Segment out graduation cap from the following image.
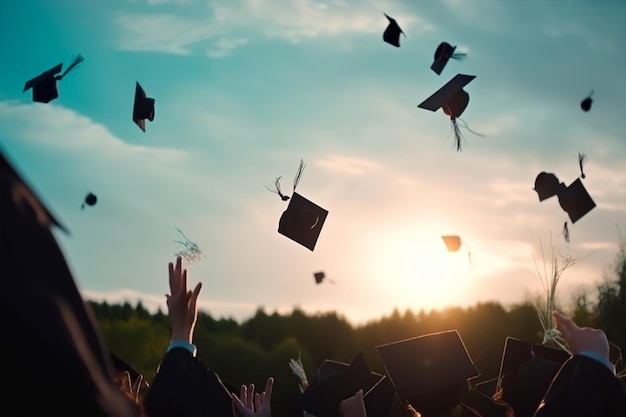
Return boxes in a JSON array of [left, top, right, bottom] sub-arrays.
[[376, 330, 480, 416], [1, 147, 140, 416], [431, 42, 466, 75], [301, 352, 380, 417], [363, 375, 396, 417], [533, 172, 565, 202], [23, 55, 84, 103], [557, 177, 596, 224], [442, 235, 462, 252], [81, 192, 97, 209], [581, 91, 593, 112], [418, 74, 482, 151], [494, 337, 570, 417], [383, 13, 405, 47], [268, 159, 328, 251], [133, 82, 155, 132]]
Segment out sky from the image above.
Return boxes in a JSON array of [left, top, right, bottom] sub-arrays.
[[1, 0, 625, 326]]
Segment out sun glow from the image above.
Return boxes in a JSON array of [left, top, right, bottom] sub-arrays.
[[364, 228, 474, 311]]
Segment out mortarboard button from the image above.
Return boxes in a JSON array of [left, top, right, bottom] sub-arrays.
[[133, 82, 155, 132], [383, 14, 404, 47], [23, 63, 63, 104], [376, 330, 479, 416], [301, 352, 379, 417], [495, 338, 570, 417], [431, 42, 458, 75], [557, 178, 596, 223], [533, 172, 565, 202], [278, 192, 328, 251]]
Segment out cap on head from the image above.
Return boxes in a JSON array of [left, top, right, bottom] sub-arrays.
[[418, 74, 476, 120], [431, 42, 456, 75], [23, 63, 63, 103], [383, 13, 404, 47], [533, 172, 564, 201], [301, 352, 380, 417], [376, 330, 479, 416], [557, 178, 596, 223], [133, 82, 155, 132], [278, 192, 328, 251]]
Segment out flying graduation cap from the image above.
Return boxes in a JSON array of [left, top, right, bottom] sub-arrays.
[[133, 82, 155, 132], [23, 54, 85, 103], [81, 192, 97, 210], [418, 74, 483, 151], [533, 155, 595, 242], [383, 13, 405, 47], [313, 271, 335, 285], [441, 235, 473, 265], [266, 159, 328, 251], [580, 91, 593, 112], [430, 42, 467, 75]]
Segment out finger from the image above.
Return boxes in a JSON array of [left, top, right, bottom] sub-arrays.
[[254, 392, 262, 411], [189, 282, 202, 311], [264, 377, 274, 398], [247, 384, 255, 409], [168, 261, 176, 295], [552, 311, 579, 340]]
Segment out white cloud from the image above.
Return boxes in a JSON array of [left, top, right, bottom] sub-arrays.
[[316, 154, 380, 176], [114, 0, 434, 56]]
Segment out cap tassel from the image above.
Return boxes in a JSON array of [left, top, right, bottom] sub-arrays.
[[58, 54, 85, 80], [292, 158, 306, 191], [451, 52, 467, 60], [578, 152, 587, 179], [264, 177, 290, 201], [563, 222, 570, 243], [450, 118, 485, 152]]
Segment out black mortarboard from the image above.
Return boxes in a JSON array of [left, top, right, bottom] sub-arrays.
[[557, 178, 596, 223], [133, 82, 155, 132], [278, 191, 328, 251], [383, 13, 404, 47], [363, 375, 396, 417], [442, 235, 462, 252], [23, 55, 84, 104], [82, 192, 98, 209], [1, 147, 140, 416], [314, 271, 326, 284], [533, 172, 565, 202], [495, 338, 570, 417], [376, 331, 480, 416], [581, 91, 593, 112], [475, 377, 499, 399], [418, 74, 475, 118], [23, 63, 62, 103], [301, 352, 379, 417], [110, 353, 149, 389], [431, 42, 465, 75]]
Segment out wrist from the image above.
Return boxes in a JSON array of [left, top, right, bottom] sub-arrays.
[[168, 340, 197, 357]]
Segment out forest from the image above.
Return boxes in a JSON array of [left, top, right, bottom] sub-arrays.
[[91, 242, 625, 417]]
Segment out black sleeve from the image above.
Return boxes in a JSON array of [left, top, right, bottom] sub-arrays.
[[144, 348, 235, 417], [534, 354, 626, 417]]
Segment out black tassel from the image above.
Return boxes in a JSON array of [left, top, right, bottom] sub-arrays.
[[563, 222, 570, 243], [578, 153, 587, 179], [451, 52, 467, 60], [292, 158, 306, 191], [58, 54, 85, 80], [264, 177, 289, 201]]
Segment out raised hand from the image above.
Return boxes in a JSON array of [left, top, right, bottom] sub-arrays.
[[552, 310, 609, 360], [339, 390, 366, 417], [166, 256, 202, 343], [232, 377, 274, 417]]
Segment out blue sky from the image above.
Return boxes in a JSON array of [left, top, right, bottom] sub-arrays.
[[1, 0, 625, 325]]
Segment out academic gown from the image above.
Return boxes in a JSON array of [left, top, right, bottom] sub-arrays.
[[144, 347, 235, 417], [534, 354, 626, 417]]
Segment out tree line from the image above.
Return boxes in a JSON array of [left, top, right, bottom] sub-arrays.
[[91, 242, 625, 417]]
